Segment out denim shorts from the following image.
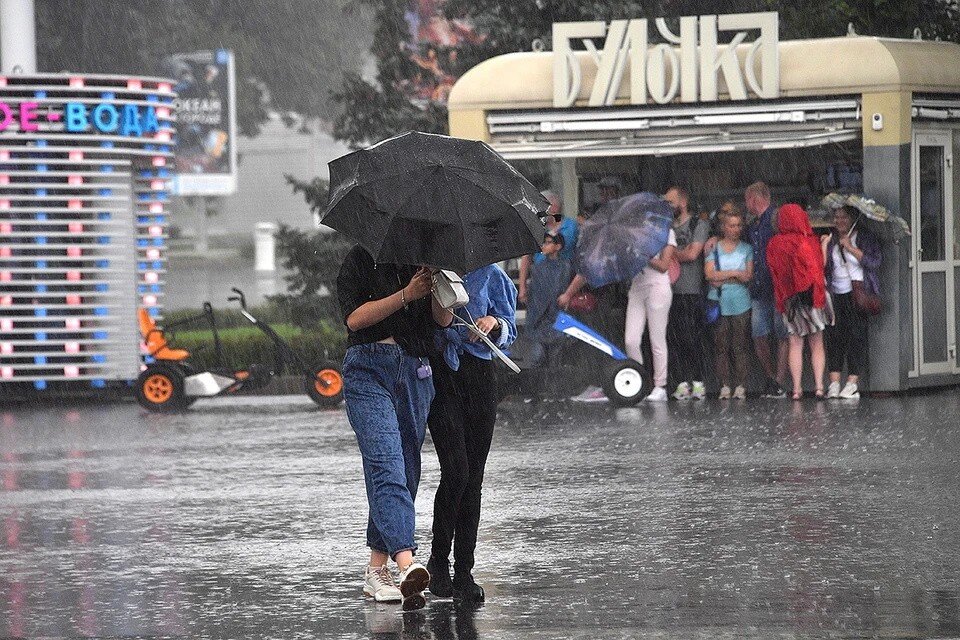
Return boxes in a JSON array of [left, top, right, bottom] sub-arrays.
[[751, 296, 787, 339]]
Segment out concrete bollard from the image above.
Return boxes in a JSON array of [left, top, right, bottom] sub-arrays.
[[254, 222, 277, 272], [0, 0, 37, 74]]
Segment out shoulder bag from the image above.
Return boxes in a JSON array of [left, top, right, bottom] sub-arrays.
[[840, 238, 881, 316], [704, 246, 722, 325]]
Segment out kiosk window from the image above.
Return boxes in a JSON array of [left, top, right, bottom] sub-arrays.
[[919, 145, 945, 262]]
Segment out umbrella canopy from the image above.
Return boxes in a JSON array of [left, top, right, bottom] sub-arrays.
[[321, 131, 548, 274], [575, 192, 674, 288], [821, 192, 911, 243]]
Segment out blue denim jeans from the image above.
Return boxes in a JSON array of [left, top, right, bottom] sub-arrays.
[[342, 343, 435, 558]]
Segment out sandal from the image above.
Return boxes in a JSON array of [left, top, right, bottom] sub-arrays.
[[792, 391, 803, 401], [815, 388, 825, 400]]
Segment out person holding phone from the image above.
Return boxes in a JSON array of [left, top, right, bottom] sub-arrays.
[[337, 245, 454, 611], [821, 205, 882, 399]]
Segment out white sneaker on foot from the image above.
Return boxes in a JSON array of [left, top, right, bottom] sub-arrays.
[[645, 386, 668, 402], [733, 385, 747, 400], [839, 382, 860, 399], [398, 562, 430, 611], [571, 385, 608, 403], [718, 385, 731, 400], [363, 565, 402, 603], [672, 382, 691, 400], [827, 381, 841, 399], [691, 381, 706, 400]]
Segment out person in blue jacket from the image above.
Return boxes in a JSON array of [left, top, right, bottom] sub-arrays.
[[426, 263, 517, 603]]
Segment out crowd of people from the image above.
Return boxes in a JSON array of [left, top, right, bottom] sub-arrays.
[[521, 180, 884, 403]]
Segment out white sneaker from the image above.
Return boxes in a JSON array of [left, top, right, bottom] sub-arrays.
[[398, 562, 430, 611], [691, 381, 706, 400], [363, 565, 402, 603], [827, 381, 841, 399], [645, 386, 668, 402], [672, 382, 691, 400], [718, 385, 731, 400], [733, 385, 747, 400], [839, 382, 860, 399], [571, 385, 608, 403]]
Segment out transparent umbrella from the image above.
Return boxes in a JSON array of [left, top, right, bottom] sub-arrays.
[[821, 192, 911, 243], [575, 192, 674, 287]]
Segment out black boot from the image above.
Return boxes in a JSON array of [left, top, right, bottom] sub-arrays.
[[427, 556, 453, 598], [452, 573, 485, 603]]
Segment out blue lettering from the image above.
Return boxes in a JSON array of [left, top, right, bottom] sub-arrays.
[[66, 102, 161, 137], [93, 104, 119, 132], [121, 104, 143, 137], [142, 106, 159, 134], [65, 103, 88, 132]]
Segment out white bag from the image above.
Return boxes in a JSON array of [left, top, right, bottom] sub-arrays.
[[432, 270, 469, 309]]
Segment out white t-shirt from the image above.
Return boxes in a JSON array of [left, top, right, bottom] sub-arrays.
[[831, 231, 864, 295], [638, 229, 678, 286]]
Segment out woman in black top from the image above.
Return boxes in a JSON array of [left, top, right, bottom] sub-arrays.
[[336, 245, 452, 611]]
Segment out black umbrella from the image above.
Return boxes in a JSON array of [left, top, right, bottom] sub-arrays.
[[321, 131, 548, 274]]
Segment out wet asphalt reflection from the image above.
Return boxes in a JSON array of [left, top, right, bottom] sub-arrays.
[[1, 392, 960, 638]]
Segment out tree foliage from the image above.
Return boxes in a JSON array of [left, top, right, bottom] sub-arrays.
[[35, 0, 373, 136], [271, 177, 353, 327]]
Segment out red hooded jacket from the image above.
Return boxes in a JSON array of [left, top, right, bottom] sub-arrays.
[[766, 204, 827, 314]]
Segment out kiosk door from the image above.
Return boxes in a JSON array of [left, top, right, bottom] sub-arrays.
[[912, 131, 956, 376]]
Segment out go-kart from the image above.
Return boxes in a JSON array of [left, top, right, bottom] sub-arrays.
[[552, 311, 652, 406], [135, 288, 343, 412]]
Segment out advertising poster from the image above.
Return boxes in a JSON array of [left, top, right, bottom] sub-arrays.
[[163, 49, 237, 195], [400, 0, 483, 107]]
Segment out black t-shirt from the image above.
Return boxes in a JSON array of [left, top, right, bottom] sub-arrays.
[[336, 245, 437, 356]]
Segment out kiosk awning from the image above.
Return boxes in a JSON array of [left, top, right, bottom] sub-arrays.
[[486, 99, 861, 159]]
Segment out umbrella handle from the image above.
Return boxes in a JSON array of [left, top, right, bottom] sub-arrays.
[[456, 319, 521, 374]]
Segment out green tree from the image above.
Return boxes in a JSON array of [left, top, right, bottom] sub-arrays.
[[35, 0, 373, 136], [333, 0, 448, 146], [271, 177, 353, 328]]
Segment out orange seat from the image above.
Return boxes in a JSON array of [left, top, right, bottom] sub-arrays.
[[138, 309, 190, 361]]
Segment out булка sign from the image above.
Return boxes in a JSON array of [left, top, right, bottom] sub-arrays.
[[553, 12, 779, 108], [0, 100, 162, 137]]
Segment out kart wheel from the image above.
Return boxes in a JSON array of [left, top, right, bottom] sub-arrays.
[[305, 363, 344, 407], [136, 364, 188, 413], [601, 359, 650, 407]]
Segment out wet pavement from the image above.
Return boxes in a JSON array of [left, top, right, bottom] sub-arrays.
[[2, 392, 960, 639]]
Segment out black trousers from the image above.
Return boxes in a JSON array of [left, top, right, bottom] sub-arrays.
[[825, 291, 869, 377], [667, 293, 707, 384], [427, 352, 498, 576]]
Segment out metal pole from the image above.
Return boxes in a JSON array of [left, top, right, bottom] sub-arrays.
[[0, 0, 37, 74]]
